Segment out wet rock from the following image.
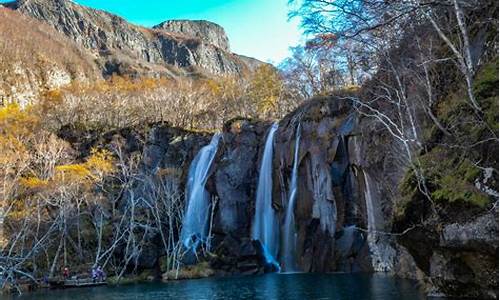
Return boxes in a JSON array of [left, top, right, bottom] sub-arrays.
[[273, 97, 359, 272], [335, 226, 365, 272], [213, 119, 268, 236], [210, 235, 265, 274], [395, 204, 499, 299], [142, 124, 211, 176], [430, 208, 498, 299]]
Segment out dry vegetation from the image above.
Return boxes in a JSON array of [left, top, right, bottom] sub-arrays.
[[0, 102, 188, 291], [0, 8, 100, 106], [39, 64, 298, 132]]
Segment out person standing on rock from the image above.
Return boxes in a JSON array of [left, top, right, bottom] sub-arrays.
[[63, 267, 69, 280]]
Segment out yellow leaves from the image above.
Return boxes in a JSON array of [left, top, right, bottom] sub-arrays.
[[55, 164, 92, 181], [0, 135, 29, 162], [0, 103, 37, 175], [248, 65, 283, 116], [343, 84, 360, 92], [20, 177, 49, 189], [205, 79, 222, 96], [39, 89, 64, 114], [257, 95, 279, 115], [15, 149, 114, 213], [85, 148, 115, 177], [55, 148, 115, 184], [203, 77, 239, 100], [0, 102, 39, 136], [7, 207, 30, 221]]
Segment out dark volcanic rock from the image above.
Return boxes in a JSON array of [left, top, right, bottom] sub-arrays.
[[205, 98, 380, 274], [57, 94, 497, 299], [273, 97, 368, 272], [142, 124, 211, 177], [212, 118, 269, 236], [396, 207, 499, 299]]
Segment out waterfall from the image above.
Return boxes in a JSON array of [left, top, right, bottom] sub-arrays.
[[363, 172, 376, 241], [252, 123, 280, 270], [282, 124, 301, 272], [363, 171, 395, 271], [180, 133, 221, 250]]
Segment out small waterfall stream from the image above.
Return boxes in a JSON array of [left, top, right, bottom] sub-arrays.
[[282, 124, 301, 272], [363, 172, 376, 241], [363, 170, 395, 271], [180, 133, 221, 250], [252, 123, 280, 270], [363, 170, 380, 269]]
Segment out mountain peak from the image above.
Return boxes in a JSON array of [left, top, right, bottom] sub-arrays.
[[153, 20, 230, 51]]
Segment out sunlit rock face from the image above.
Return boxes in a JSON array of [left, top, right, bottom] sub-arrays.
[[154, 20, 230, 52], [10, 0, 261, 77]]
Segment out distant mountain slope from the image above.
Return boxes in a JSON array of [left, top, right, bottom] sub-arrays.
[[0, 7, 100, 106], [153, 20, 231, 52], [6, 0, 263, 77]]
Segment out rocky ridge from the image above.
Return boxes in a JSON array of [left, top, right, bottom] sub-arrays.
[[5, 0, 263, 78], [153, 20, 230, 52]]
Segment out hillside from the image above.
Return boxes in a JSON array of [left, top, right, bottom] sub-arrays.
[[0, 0, 266, 106], [5, 0, 262, 77], [0, 8, 101, 106]]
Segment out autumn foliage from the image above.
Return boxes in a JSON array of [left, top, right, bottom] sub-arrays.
[[37, 65, 294, 132]]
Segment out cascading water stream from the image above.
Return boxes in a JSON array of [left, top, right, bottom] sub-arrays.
[[180, 133, 221, 251], [363, 172, 376, 242], [363, 170, 389, 271], [251, 122, 280, 271], [282, 124, 301, 272]]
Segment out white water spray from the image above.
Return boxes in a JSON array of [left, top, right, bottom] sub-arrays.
[[180, 133, 221, 250], [363, 171, 395, 271], [282, 124, 301, 272], [252, 123, 280, 270]]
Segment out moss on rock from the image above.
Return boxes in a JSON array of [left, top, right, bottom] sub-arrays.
[[162, 262, 215, 281]]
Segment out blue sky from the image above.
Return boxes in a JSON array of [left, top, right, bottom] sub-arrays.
[[68, 0, 304, 64]]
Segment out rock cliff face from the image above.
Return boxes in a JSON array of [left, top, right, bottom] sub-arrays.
[[271, 99, 367, 272], [7, 0, 262, 77], [393, 192, 499, 299], [148, 99, 496, 298], [60, 93, 497, 298], [154, 20, 230, 52], [130, 99, 389, 275]]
